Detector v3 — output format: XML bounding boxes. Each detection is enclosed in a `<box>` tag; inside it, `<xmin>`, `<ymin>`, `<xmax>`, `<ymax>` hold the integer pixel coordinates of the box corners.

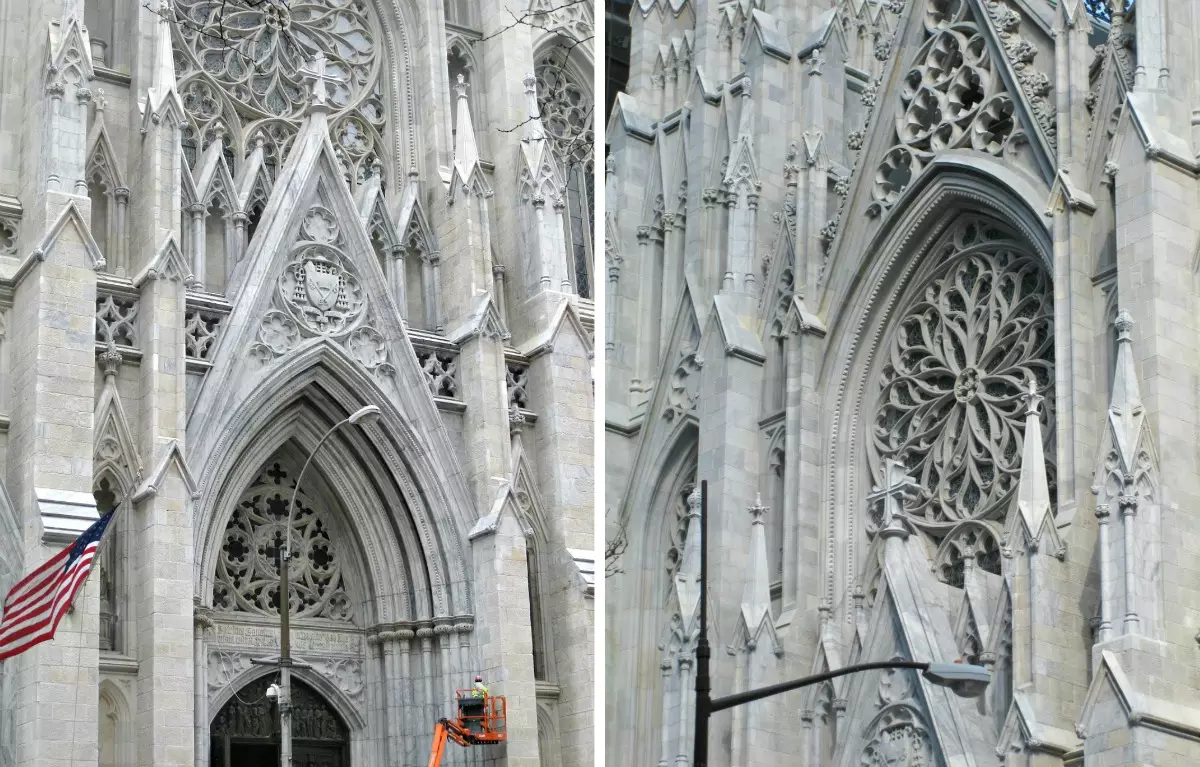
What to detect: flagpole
<box><xmin>67</xmin><ymin>500</ymin><xmax>120</xmax><ymax>767</ymax></box>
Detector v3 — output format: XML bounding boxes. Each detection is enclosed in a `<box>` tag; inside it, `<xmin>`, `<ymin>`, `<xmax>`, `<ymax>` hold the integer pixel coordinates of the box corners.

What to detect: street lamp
<box><xmin>275</xmin><ymin>405</ymin><xmax>380</xmax><ymax>767</ymax></box>
<box><xmin>691</xmin><ymin>481</ymin><xmax>991</xmax><ymax>766</ymax></box>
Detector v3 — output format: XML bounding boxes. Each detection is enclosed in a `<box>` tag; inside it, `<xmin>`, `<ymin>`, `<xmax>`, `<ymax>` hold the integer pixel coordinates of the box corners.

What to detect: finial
<box><xmin>1114</xmin><ymin>308</ymin><xmax>1133</xmax><ymax>340</ymax></box>
<box><xmin>687</xmin><ymin>485</ymin><xmax>701</xmax><ymax>515</ymax></box>
<box><xmin>94</xmin><ymin>88</ymin><xmax>108</xmax><ymax>115</ymax></box>
<box><xmin>1022</xmin><ymin>380</ymin><xmax>1044</xmax><ymax>418</ymax></box>
<box><xmin>98</xmin><ymin>341</ymin><xmax>123</xmax><ymax>379</ymax></box>
<box><xmin>299</xmin><ymin>51</ymin><xmax>341</xmax><ymax>109</ymax></box>
<box><xmin>748</xmin><ymin>493</ymin><xmax>767</xmax><ymax>525</ymax></box>
<box><xmin>455</xmin><ymin>73</ymin><xmax>468</xmax><ymax>101</ymax></box>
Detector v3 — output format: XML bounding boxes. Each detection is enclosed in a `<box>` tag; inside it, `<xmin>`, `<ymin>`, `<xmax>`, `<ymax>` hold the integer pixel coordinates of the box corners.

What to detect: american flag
<box><xmin>0</xmin><ymin>508</ymin><xmax>115</xmax><ymax>662</ymax></box>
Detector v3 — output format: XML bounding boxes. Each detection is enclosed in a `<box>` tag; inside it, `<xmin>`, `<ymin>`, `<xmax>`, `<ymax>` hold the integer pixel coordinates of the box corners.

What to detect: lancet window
<box><xmin>535</xmin><ymin>51</ymin><xmax>594</xmax><ymax>299</ymax></box>
<box><xmin>869</xmin><ymin>218</ymin><xmax>1054</xmax><ymax>581</ymax></box>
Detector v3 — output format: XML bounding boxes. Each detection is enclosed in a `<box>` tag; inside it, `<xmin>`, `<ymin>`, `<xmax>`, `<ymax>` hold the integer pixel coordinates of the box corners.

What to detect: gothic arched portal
<box><xmin>209</xmin><ymin>676</ymin><xmax>349</xmax><ymax>767</ymax></box>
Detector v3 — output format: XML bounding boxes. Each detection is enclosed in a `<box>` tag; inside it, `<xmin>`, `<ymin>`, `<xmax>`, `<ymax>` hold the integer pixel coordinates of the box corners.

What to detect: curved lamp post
<box><xmin>691</xmin><ymin>480</ymin><xmax>991</xmax><ymax>767</ymax></box>
<box><xmin>276</xmin><ymin>405</ymin><xmax>380</xmax><ymax>767</ymax></box>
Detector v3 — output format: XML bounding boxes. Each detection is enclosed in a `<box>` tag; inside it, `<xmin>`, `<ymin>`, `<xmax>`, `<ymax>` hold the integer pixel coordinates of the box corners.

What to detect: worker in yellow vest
<box><xmin>472</xmin><ymin>675</ymin><xmax>488</xmax><ymax>698</ymax></box>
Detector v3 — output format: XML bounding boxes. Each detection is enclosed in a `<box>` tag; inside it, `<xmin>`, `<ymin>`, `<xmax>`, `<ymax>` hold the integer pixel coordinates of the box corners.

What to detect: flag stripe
<box><xmin>0</xmin><ymin>510</ymin><xmax>113</xmax><ymax>662</ymax></box>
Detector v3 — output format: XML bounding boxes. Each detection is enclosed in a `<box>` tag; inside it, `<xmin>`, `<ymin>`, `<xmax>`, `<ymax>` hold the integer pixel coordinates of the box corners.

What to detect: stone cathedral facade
<box><xmin>606</xmin><ymin>0</ymin><xmax>1200</xmax><ymax>764</ymax></box>
<box><xmin>0</xmin><ymin>0</ymin><xmax>594</xmax><ymax>764</ymax></box>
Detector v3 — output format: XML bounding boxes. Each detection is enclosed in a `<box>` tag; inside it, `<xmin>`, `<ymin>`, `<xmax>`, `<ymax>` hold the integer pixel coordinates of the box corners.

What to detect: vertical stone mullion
<box><xmin>397</xmin><ymin>628</ymin><xmax>415</xmax><ymax>766</ymax></box>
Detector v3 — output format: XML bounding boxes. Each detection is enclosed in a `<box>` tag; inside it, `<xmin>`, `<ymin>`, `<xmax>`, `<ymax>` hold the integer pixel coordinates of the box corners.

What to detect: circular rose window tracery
<box><xmin>870</xmin><ymin>218</ymin><xmax>1055</xmax><ymax>548</ymax></box>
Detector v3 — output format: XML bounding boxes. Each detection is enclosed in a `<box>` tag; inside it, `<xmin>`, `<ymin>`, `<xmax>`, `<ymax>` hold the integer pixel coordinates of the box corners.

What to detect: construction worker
<box><xmin>472</xmin><ymin>675</ymin><xmax>488</xmax><ymax>698</ymax></box>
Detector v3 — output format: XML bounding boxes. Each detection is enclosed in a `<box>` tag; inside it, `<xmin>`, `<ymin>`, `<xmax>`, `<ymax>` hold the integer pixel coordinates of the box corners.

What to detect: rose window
<box><xmin>213</xmin><ymin>462</ymin><xmax>354</xmax><ymax>622</ymax></box>
<box><xmin>871</xmin><ymin>219</ymin><xmax>1055</xmax><ymax>543</ymax></box>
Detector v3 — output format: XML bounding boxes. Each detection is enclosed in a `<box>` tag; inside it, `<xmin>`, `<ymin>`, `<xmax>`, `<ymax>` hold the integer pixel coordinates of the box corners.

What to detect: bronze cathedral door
<box><xmin>210</xmin><ymin>676</ymin><xmax>350</xmax><ymax>767</ymax></box>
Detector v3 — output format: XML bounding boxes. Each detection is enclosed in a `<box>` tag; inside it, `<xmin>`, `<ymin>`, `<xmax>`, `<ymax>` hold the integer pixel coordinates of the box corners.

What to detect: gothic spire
<box><xmin>739</xmin><ymin>494</ymin><xmax>771</xmax><ymax>633</ymax></box>
<box><xmin>453</xmin><ymin>74</ymin><xmax>481</xmax><ymax>183</ymax></box>
<box><xmin>522</xmin><ymin>72</ymin><xmax>545</xmax><ymax>144</ymax></box>
<box><xmin>1108</xmin><ymin>309</ymin><xmax>1145</xmax><ymax>471</ymax></box>
<box><xmin>1015</xmin><ymin>381</ymin><xmax>1053</xmax><ymax>538</ymax></box>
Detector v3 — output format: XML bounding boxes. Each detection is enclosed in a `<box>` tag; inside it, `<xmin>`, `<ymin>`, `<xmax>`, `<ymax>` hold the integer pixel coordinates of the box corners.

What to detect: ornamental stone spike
<box><xmin>740</xmin><ymin>494</ymin><xmax>771</xmax><ymax>636</ymax></box>
<box><xmin>452</xmin><ymin>73</ymin><xmax>481</xmax><ymax>182</ymax></box>
<box><xmin>1016</xmin><ymin>380</ymin><xmax>1053</xmax><ymax>539</ymax></box>
<box><xmin>674</xmin><ymin>486</ymin><xmax>703</xmax><ymax>628</ymax></box>
<box><xmin>522</xmin><ymin>72</ymin><xmax>545</xmax><ymax>143</ymax></box>
<box><xmin>1108</xmin><ymin>309</ymin><xmax>1145</xmax><ymax>473</ymax></box>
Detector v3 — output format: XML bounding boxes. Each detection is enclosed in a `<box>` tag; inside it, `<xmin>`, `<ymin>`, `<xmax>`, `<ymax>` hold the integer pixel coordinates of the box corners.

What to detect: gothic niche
<box><xmin>213</xmin><ymin>462</ymin><xmax>354</xmax><ymax>622</ymax></box>
<box><xmin>870</xmin><ymin>217</ymin><xmax>1054</xmax><ymax>582</ymax></box>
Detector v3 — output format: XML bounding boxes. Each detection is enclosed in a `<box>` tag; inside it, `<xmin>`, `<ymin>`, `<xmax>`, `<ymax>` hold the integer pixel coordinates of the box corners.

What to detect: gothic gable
<box><xmin>185</xmin><ymin>110</ymin><xmax>466</xmax><ymax>487</ymax></box>
<box><xmin>832</xmin><ymin>0</ymin><xmax>1056</xmax><ymax>255</ymax></box>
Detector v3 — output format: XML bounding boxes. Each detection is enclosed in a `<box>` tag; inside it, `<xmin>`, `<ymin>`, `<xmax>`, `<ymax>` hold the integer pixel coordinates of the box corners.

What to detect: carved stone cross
<box><xmin>867</xmin><ymin>457</ymin><xmax>920</xmax><ymax>538</ymax></box>
<box><xmin>299</xmin><ymin>52</ymin><xmax>342</xmax><ymax>108</ymax></box>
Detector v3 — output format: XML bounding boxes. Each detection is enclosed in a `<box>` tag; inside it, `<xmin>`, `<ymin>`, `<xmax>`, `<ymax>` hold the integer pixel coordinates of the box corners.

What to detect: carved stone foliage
<box><xmin>664</xmin><ymin>347</ymin><xmax>703</xmax><ymax>422</ymax></box>
<box><xmin>871</xmin><ymin>219</ymin><xmax>1055</xmax><ymax>549</ymax></box>
<box><xmin>208</xmin><ymin>649</ymin><xmax>364</xmax><ymax>706</ymax></box>
<box><xmin>416</xmin><ymin>348</ymin><xmax>459</xmax><ymax>398</ymax></box>
<box><xmin>507</xmin><ymin>363</ymin><xmax>530</xmax><ymax>410</ymax></box>
<box><xmin>212</xmin><ymin>675</ymin><xmax>348</xmax><ymax>742</ymax></box>
<box><xmin>96</xmin><ymin>294</ymin><xmax>138</xmax><ymax>346</ymax></box>
<box><xmin>173</xmin><ymin>0</ymin><xmax>387</xmax><ymax>189</ymax></box>
<box><xmin>868</xmin><ymin>1</ymin><xmax>1027</xmax><ymax>216</ymax></box>
<box><xmin>981</xmin><ymin>0</ymin><xmax>1055</xmax><ymax>149</ymax></box>
<box><xmin>185</xmin><ymin>309</ymin><xmax>223</xmax><ymax>360</ymax></box>
<box><xmin>213</xmin><ymin>462</ymin><xmax>355</xmax><ymax>622</ymax></box>
<box><xmin>251</xmin><ymin>206</ymin><xmax>393</xmax><ymax>377</ymax></box>
<box><xmin>0</xmin><ymin>216</ymin><xmax>17</xmax><ymax>257</ymax></box>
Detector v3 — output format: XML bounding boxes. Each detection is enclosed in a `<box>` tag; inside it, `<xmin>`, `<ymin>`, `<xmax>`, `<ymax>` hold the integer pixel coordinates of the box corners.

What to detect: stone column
<box><xmin>114</xmin><ymin>187</ymin><xmax>129</xmax><ymax>275</ymax></box>
<box><xmin>193</xmin><ymin>604</ymin><xmax>213</xmax><ymax>767</ymax></box>
<box><xmin>231</xmin><ymin>211</ymin><xmax>247</xmax><ymax>264</ymax></box>
<box><xmin>188</xmin><ymin>203</ymin><xmax>205</xmax><ymax>289</ymax></box>
<box><xmin>491</xmin><ymin>264</ymin><xmax>508</xmax><ymax>325</ymax></box>
<box><xmin>387</xmin><ymin>244</ymin><xmax>408</xmax><ymax>321</ymax></box>
<box><xmin>396</xmin><ymin>627</ymin><xmax>416</xmax><ymax>765</ymax></box>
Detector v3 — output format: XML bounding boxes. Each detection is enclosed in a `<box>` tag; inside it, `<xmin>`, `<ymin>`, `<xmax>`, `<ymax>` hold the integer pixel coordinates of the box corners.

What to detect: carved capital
<box><xmin>98</xmin><ymin>341</ymin><xmax>123</xmax><ymax>378</ymax></box>
<box><xmin>635</xmin><ymin>226</ymin><xmax>652</xmax><ymax>243</ymax></box>
<box><xmin>113</xmin><ymin>187</ymin><xmax>130</xmax><ymax>203</ymax></box>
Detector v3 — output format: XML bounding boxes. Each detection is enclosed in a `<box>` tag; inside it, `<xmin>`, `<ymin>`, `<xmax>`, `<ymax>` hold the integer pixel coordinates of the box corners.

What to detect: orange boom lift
<box><xmin>425</xmin><ymin>689</ymin><xmax>507</xmax><ymax>766</ymax></box>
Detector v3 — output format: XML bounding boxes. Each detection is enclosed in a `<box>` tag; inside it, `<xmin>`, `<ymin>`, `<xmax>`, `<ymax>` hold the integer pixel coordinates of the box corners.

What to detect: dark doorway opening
<box><xmin>210</xmin><ymin>676</ymin><xmax>350</xmax><ymax>767</ymax></box>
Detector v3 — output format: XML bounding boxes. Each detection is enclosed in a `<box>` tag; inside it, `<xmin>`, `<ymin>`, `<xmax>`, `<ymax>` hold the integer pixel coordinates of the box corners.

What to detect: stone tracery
<box><xmin>868</xmin><ymin>2</ymin><xmax>1021</xmax><ymax>216</ymax></box>
<box><xmin>173</xmin><ymin>0</ymin><xmax>387</xmax><ymax>184</ymax></box>
<box><xmin>212</xmin><ymin>461</ymin><xmax>355</xmax><ymax>622</ymax></box>
<box><xmin>870</xmin><ymin>218</ymin><xmax>1054</xmax><ymax>554</ymax></box>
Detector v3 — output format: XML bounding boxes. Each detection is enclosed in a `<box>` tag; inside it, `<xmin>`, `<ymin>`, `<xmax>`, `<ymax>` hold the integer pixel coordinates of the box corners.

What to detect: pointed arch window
<box><xmin>86</xmin><ymin>133</ymin><xmax>128</xmax><ymax>276</ymax></box>
<box><xmin>535</xmin><ymin>50</ymin><xmax>594</xmax><ymax>299</ymax></box>
<box><xmin>516</xmin><ymin>479</ymin><xmax>556</xmax><ymax>683</ymax></box>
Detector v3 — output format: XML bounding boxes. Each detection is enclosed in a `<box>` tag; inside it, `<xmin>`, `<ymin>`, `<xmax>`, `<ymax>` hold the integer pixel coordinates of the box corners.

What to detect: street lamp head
<box><xmin>348</xmin><ymin>405</ymin><xmax>381</xmax><ymax>425</ymax></box>
<box><xmin>921</xmin><ymin>661</ymin><xmax>991</xmax><ymax>699</ymax></box>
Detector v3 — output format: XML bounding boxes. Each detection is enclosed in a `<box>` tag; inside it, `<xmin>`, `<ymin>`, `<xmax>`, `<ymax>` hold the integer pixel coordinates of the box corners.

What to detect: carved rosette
<box><xmin>870</xmin><ymin>218</ymin><xmax>1055</xmax><ymax>558</ymax></box>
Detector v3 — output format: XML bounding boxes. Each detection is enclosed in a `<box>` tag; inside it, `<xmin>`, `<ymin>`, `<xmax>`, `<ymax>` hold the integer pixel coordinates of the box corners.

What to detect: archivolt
<box><xmin>192</xmin><ymin>343</ymin><xmax>473</xmax><ymax>622</ymax></box>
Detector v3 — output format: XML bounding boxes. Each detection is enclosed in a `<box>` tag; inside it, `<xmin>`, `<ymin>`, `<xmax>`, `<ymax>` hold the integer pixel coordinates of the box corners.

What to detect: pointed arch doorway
<box><xmin>210</xmin><ymin>677</ymin><xmax>350</xmax><ymax>767</ymax></box>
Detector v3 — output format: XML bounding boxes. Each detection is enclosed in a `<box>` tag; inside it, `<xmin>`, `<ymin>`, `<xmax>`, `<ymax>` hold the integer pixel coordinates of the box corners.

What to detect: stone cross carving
<box><xmin>867</xmin><ymin>458</ymin><xmax>920</xmax><ymax>538</ymax></box>
<box><xmin>299</xmin><ymin>52</ymin><xmax>342</xmax><ymax>108</ymax></box>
